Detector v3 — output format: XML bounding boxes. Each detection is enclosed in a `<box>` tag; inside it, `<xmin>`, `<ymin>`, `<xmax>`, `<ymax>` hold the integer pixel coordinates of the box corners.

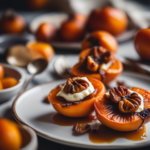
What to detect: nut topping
<box><xmin>63</xmin><ymin>77</ymin><xmax>89</xmax><ymax>94</ymax></box>
<box><xmin>73</xmin><ymin>123</ymin><xmax>91</xmax><ymax>134</ymax></box>
<box><xmin>109</xmin><ymin>86</ymin><xmax>141</xmax><ymax>113</ymax></box>
<box><xmin>87</xmin><ymin>56</ymin><xmax>99</xmax><ymax>72</ymax></box>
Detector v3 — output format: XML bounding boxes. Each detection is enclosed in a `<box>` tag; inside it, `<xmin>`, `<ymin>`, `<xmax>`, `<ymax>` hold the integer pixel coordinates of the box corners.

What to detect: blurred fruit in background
<box><xmin>87</xmin><ymin>7</ymin><xmax>128</xmax><ymax>35</ymax></box>
<box><xmin>26</xmin><ymin>41</ymin><xmax>55</xmax><ymax>61</ymax></box>
<box><xmin>134</xmin><ymin>29</ymin><xmax>150</xmax><ymax>61</ymax></box>
<box><xmin>82</xmin><ymin>30</ymin><xmax>118</xmax><ymax>53</ymax></box>
<box><xmin>26</xmin><ymin>0</ymin><xmax>49</xmax><ymax>10</ymax></box>
<box><xmin>1</xmin><ymin>77</ymin><xmax>18</xmax><ymax>89</ymax></box>
<box><xmin>59</xmin><ymin>13</ymin><xmax>87</xmax><ymax>42</ymax></box>
<box><xmin>0</xmin><ymin>80</ymin><xmax>3</xmax><ymax>90</ymax></box>
<box><xmin>0</xmin><ymin>63</ymin><xmax>4</xmax><ymax>79</ymax></box>
<box><xmin>0</xmin><ymin>118</ymin><xmax>22</xmax><ymax>150</ymax></box>
<box><xmin>36</xmin><ymin>22</ymin><xmax>57</xmax><ymax>42</ymax></box>
<box><xmin>0</xmin><ymin>9</ymin><xmax>26</xmax><ymax>34</ymax></box>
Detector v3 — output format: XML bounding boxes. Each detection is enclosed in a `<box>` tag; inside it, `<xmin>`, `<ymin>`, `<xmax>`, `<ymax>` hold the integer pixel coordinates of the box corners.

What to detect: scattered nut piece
<box><xmin>73</xmin><ymin>123</ymin><xmax>91</xmax><ymax>134</ymax></box>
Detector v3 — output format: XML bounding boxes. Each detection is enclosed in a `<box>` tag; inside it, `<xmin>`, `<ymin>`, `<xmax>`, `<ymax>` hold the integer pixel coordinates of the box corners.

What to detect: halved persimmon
<box><xmin>94</xmin><ymin>87</ymin><xmax>150</xmax><ymax>131</ymax></box>
<box><xmin>48</xmin><ymin>78</ymin><xmax>106</xmax><ymax>117</ymax></box>
<box><xmin>72</xmin><ymin>61</ymin><xmax>123</xmax><ymax>85</ymax></box>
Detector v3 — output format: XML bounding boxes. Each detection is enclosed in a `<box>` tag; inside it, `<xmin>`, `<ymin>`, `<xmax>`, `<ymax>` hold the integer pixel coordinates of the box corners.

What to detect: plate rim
<box><xmin>12</xmin><ymin>78</ymin><xmax>150</xmax><ymax>149</ymax></box>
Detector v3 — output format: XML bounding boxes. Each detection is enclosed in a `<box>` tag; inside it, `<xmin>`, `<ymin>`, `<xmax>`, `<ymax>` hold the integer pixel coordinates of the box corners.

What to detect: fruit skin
<box><xmin>2</xmin><ymin>77</ymin><xmax>18</xmax><ymax>89</ymax></box>
<box><xmin>48</xmin><ymin>78</ymin><xmax>106</xmax><ymax>117</ymax></box>
<box><xmin>0</xmin><ymin>80</ymin><xmax>3</xmax><ymax>90</ymax></box>
<box><xmin>60</xmin><ymin>14</ymin><xmax>86</xmax><ymax>42</ymax></box>
<box><xmin>0</xmin><ymin>63</ymin><xmax>4</xmax><ymax>79</ymax></box>
<box><xmin>94</xmin><ymin>87</ymin><xmax>150</xmax><ymax>132</ymax></box>
<box><xmin>26</xmin><ymin>41</ymin><xmax>55</xmax><ymax>61</ymax></box>
<box><xmin>0</xmin><ymin>10</ymin><xmax>25</xmax><ymax>34</ymax></box>
<box><xmin>87</xmin><ymin>7</ymin><xmax>128</xmax><ymax>35</ymax></box>
<box><xmin>0</xmin><ymin>118</ymin><xmax>22</xmax><ymax>150</ymax></box>
<box><xmin>134</xmin><ymin>29</ymin><xmax>150</xmax><ymax>61</ymax></box>
<box><xmin>81</xmin><ymin>31</ymin><xmax>118</xmax><ymax>53</ymax></box>
<box><xmin>35</xmin><ymin>23</ymin><xmax>57</xmax><ymax>42</ymax></box>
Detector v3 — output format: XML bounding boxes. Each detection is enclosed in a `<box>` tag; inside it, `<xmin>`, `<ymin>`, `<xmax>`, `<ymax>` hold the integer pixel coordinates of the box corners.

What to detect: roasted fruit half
<box><xmin>94</xmin><ymin>86</ymin><xmax>150</xmax><ymax>131</ymax></box>
<box><xmin>48</xmin><ymin>77</ymin><xmax>106</xmax><ymax>117</ymax></box>
<box><xmin>72</xmin><ymin>46</ymin><xmax>123</xmax><ymax>85</ymax></box>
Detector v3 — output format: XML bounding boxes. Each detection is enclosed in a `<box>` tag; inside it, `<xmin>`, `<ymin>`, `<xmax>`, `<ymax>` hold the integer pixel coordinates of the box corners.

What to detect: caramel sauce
<box><xmin>51</xmin><ymin>113</ymin><xmax>147</xmax><ymax>143</ymax></box>
<box><xmin>51</xmin><ymin>113</ymin><xmax>97</xmax><ymax>126</ymax></box>
<box><xmin>89</xmin><ymin>124</ymin><xmax>147</xmax><ymax>144</ymax></box>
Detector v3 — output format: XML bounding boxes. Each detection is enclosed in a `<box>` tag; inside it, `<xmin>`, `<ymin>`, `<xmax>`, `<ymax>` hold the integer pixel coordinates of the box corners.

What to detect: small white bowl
<box><xmin>18</xmin><ymin>125</ymin><xmax>38</xmax><ymax>150</ymax></box>
<box><xmin>0</xmin><ymin>64</ymin><xmax>25</xmax><ymax>103</ymax></box>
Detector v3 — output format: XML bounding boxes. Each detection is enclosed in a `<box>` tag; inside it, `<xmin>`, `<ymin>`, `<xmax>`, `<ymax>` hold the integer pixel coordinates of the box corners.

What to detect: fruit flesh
<box><xmin>94</xmin><ymin>87</ymin><xmax>150</xmax><ymax>131</ymax></box>
<box><xmin>48</xmin><ymin>78</ymin><xmax>106</xmax><ymax>117</ymax></box>
<box><xmin>2</xmin><ymin>77</ymin><xmax>18</xmax><ymax>89</ymax></box>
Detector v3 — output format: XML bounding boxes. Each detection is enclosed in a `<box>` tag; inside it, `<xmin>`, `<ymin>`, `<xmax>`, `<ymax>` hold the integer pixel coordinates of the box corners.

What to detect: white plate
<box><xmin>29</xmin><ymin>13</ymin><xmax>136</xmax><ymax>50</ymax></box>
<box><xmin>12</xmin><ymin>72</ymin><xmax>150</xmax><ymax>149</ymax></box>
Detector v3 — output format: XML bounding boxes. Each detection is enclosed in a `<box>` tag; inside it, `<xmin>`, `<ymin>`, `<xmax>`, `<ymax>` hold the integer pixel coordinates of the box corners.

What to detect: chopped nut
<box><xmin>109</xmin><ymin>86</ymin><xmax>141</xmax><ymax>113</ymax></box>
<box><xmin>63</xmin><ymin>77</ymin><xmax>89</xmax><ymax>94</ymax></box>
<box><xmin>87</xmin><ymin>56</ymin><xmax>99</xmax><ymax>72</ymax></box>
<box><xmin>73</xmin><ymin>123</ymin><xmax>91</xmax><ymax>134</ymax></box>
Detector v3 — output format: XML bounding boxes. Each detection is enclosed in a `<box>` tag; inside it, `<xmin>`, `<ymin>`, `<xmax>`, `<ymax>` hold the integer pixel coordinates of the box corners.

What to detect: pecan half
<box><xmin>73</xmin><ymin>123</ymin><xmax>91</xmax><ymax>134</ymax></box>
<box><xmin>109</xmin><ymin>86</ymin><xmax>141</xmax><ymax>113</ymax></box>
<box><xmin>63</xmin><ymin>77</ymin><xmax>89</xmax><ymax>94</ymax></box>
<box><xmin>87</xmin><ymin>56</ymin><xmax>99</xmax><ymax>72</ymax></box>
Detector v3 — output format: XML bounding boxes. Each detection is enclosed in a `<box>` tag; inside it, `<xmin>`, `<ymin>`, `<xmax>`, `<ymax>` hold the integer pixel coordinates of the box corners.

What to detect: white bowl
<box><xmin>18</xmin><ymin>125</ymin><xmax>38</xmax><ymax>150</ymax></box>
<box><xmin>0</xmin><ymin>64</ymin><xmax>25</xmax><ymax>103</ymax></box>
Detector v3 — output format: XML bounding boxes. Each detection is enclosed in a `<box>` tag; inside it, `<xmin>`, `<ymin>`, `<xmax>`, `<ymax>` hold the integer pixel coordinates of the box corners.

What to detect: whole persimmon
<box><xmin>2</xmin><ymin>77</ymin><xmax>18</xmax><ymax>89</ymax></box>
<box><xmin>134</xmin><ymin>29</ymin><xmax>150</xmax><ymax>61</ymax></box>
<box><xmin>0</xmin><ymin>63</ymin><xmax>4</xmax><ymax>79</ymax></box>
<box><xmin>35</xmin><ymin>23</ymin><xmax>57</xmax><ymax>42</ymax></box>
<box><xmin>0</xmin><ymin>80</ymin><xmax>3</xmax><ymax>90</ymax></box>
<box><xmin>87</xmin><ymin>7</ymin><xmax>128</xmax><ymax>35</ymax></box>
<box><xmin>0</xmin><ymin>9</ymin><xmax>25</xmax><ymax>34</ymax></box>
<box><xmin>60</xmin><ymin>13</ymin><xmax>86</xmax><ymax>42</ymax></box>
<box><xmin>82</xmin><ymin>30</ymin><xmax>118</xmax><ymax>52</ymax></box>
<box><xmin>26</xmin><ymin>41</ymin><xmax>55</xmax><ymax>61</ymax></box>
<box><xmin>0</xmin><ymin>118</ymin><xmax>22</xmax><ymax>150</ymax></box>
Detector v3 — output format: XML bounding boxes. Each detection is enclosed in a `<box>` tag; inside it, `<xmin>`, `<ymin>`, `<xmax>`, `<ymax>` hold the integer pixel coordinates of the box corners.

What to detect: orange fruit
<box><xmin>0</xmin><ymin>118</ymin><xmax>22</xmax><ymax>150</ymax></box>
<box><xmin>2</xmin><ymin>77</ymin><xmax>18</xmax><ymax>89</ymax></box>
<box><xmin>0</xmin><ymin>63</ymin><xmax>4</xmax><ymax>79</ymax></box>
<box><xmin>27</xmin><ymin>41</ymin><xmax>55</xmax><ymax>61</ymax></box>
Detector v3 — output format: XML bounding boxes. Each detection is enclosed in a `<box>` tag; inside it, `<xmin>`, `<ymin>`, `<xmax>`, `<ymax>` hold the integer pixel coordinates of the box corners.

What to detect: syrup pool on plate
<box><xmin>89</xmin><ymin>124</ymin><xmax>147</xmax><ymax>143</ymax></box>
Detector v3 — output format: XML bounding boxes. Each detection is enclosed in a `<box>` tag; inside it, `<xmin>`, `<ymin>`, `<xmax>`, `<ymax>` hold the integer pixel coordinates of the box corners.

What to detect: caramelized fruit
<box><xmin>82</xmin><ymin>31</ymin><xmax>118</xmax><ymax>52</ymax></box>
<box><xmin>48</xmin><ymin>78</ymin><xmax>106</xmax><ymax>117</ymax></box>
<box><xmin>94</xmin><ymin>87</ymin><xmax>150</xmax><ymax>131</ymax></box>
<box><xmin>72</xmin><ymin>47</ymin><xmax>123</xmax><ymax>85</ymax></box>
<box><xmin>2</xmin><ymin>77</ymin><xmax>18</xmax><ymax>89</ymax></box>
<box><xmin>87</xmin><ymin>7</ymin><xmax>128</xmax><ymax>35</ymax></box>
<box><xmin>134</xmin><ymin>29</ymin><xmax>150</xmax><ymax>61</ymax></box>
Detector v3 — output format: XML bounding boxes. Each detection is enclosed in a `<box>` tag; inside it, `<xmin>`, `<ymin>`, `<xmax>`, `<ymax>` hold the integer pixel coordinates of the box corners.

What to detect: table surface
<box><xmin>0</xmin><ymin>11</ymin><xmax>150</xmax><ymax>150</ymax></box>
